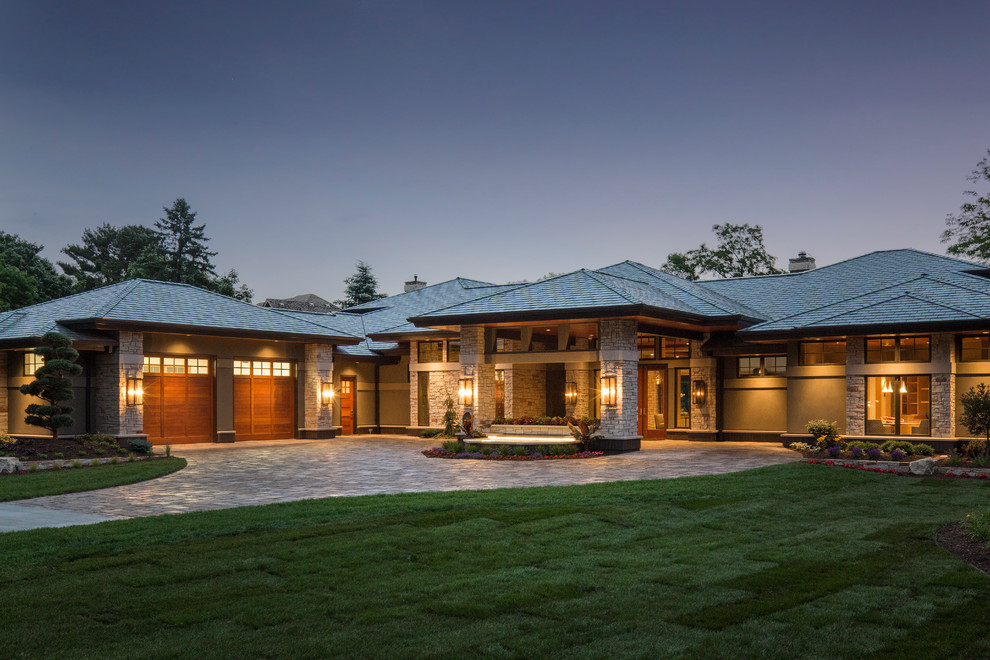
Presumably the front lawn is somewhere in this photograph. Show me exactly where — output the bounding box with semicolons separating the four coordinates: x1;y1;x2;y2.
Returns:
0;462;988;658
0;458;186;502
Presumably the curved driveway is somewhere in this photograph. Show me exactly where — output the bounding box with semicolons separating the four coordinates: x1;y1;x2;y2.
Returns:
3;437;798;529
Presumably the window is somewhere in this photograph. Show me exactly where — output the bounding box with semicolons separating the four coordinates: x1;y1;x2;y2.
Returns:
163;357;185;374
417;340;443;363
143;356;161;373
800;341;846;365
234;360;251;376
187;358;210;375
865;375;930;436
675;368;691;428
637;336;657;360
23;352;43;376
446;340;460;362
272;362;291;377
494;369;504;419
252;361;271;376
960;336;990;361
737;356;786;377
866;336;929;363
661;337;690;359
529;328;557;351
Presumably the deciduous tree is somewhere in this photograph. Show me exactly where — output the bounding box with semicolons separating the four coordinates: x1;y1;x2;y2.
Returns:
941;149;990;262
59;223;162;291
0;232;71;311
960;383;990;457
661;223;783;280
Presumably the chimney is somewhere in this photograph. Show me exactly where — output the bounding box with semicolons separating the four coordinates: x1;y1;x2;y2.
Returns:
404;275;427;292
788;251;816;273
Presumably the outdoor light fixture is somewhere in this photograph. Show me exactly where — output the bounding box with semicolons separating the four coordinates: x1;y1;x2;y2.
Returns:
458;378;473;406
601;376;617;406
320;381;334;406
126;377;143;407
565;382;577;399
691;380;707;406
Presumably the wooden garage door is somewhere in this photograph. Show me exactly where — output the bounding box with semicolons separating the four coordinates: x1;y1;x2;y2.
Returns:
233;360;295;441
143;356;214;444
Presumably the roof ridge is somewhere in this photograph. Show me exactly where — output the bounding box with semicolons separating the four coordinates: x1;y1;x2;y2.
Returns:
581;270;642;305
805;292;979;327
614;261;764;317
92;279;144;318
264;305;363;338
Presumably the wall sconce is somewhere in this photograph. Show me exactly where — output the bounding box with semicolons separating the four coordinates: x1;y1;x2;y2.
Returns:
320;381;334;406
458;378;473;406
601;375;617;406
565;382;577;399
691;380;707;406
126;377;143;407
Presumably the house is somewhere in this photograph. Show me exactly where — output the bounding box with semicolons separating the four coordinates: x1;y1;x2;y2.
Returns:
3;249;990;453
259;293;340;313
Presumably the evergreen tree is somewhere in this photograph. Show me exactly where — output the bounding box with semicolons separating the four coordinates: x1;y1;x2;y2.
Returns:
338;261;387;308
0;232;71;311
145;198;218;287
19;331;83;442
59;223;162;291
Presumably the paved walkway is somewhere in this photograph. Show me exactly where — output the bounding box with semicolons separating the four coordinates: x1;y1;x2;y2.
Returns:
3;436;799;531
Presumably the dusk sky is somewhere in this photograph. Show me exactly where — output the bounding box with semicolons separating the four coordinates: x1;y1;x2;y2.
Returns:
2;1;989;302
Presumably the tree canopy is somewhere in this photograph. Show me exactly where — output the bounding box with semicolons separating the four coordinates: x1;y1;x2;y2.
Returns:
941;149;990;262
661;223;783;280
0;232;71;312
59;223;162;291
960;382;990;457
337;261;387;308
140;198;219;287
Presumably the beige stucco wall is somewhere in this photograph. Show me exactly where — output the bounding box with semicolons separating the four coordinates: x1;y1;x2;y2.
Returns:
5;349;88;436
786;376;847;434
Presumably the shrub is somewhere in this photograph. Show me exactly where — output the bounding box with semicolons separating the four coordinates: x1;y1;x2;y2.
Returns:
128;438;153;456
71;460;82;468
54;452;63;459
497;445;512;457
947;453;965;466
94;449;105;456
827;446;842;457
440;396;459;438
787;442;812;452
75;433;117;446
866;448;882;460
78;450;86;456
563;445;579;456
165;444;172;458
847;441;880;451
850;446;864;458
890;449;906;460
420;428;443;438
37;453;47;460
975;456;990;468
880;440;914;454
807;419;840;447
441;440;465;454
127;454;136;462
0;433;14;445
51;462;61;471
28;464;38;473
964;438;988;458
965;509;990;546
110;457;119;465
910;443;935;456
481;446;493;456
513;446;529;457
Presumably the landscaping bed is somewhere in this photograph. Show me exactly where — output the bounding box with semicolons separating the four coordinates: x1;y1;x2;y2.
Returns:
423;440;603;460
0;433;147;461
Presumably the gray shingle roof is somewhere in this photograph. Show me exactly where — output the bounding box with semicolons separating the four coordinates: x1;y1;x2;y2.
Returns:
0;279;362;344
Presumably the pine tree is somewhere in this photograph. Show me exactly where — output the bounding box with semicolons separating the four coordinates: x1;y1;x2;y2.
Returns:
147;198;218;287
59;223;162;291
19;331;83;442
338;261;387;308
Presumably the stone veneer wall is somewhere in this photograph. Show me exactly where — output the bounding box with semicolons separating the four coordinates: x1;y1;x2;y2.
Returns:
501;366;514;419
511;364;546;418
460;327;495;423
303;344;334;431
689;337;717;432
564;364;592;418
426;371;459;426
599;319;638;437
931;333;955;438
92;331;144;437
844;338;865;435
0;351;7;434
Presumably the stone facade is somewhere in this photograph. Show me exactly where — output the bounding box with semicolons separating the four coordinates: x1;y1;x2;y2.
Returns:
511;364;546;418
844;338;866;435
0;351;7;434
92;331;144;437
564;363;592;418
599;319;638;438
690;337;717;432
303;344;334;433
460;326;495;423
931;333;955;438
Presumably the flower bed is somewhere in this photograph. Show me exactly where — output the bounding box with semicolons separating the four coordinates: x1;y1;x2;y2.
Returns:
491;416;599;426
423;447;604;460
805;459;990;479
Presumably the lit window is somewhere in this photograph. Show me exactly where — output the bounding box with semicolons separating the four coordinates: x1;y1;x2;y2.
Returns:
866;336;929;363
163;357;185;374
764;356;787;376
960;336;990;361
272;362;291;377
865;375;930;436
23;352;44;376
738;356;786;377
143;356;161;373
253;361;271;376
187;358;209;375
417;341;443;363
446;340;460;362
799;341;846;365
637;336;657;360
234;360;251;376
661;337;690;359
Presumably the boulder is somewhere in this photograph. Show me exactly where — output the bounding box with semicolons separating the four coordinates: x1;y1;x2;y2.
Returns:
0;457;23;475
909;457;936;476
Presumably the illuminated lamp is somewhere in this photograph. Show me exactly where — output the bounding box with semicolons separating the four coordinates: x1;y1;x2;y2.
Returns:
691;380;707;406
601;376;617;406
565;382;577;399
320;382;334;406
126;377;143;407
458;378;473;406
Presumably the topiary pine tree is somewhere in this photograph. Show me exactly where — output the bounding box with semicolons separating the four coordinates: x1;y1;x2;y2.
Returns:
19;331;83;442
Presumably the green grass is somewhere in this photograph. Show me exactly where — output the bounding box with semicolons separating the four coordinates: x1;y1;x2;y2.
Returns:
0;458;186;502
0;462;989;658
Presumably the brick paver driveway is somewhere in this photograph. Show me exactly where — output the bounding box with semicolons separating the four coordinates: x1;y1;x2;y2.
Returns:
11;436;798;522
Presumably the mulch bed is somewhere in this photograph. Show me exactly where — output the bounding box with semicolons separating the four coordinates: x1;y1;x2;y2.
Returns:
936;523;990;575
1;436;133;460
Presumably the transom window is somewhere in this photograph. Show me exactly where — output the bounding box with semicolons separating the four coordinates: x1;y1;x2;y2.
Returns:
417;340;443;363
800;341;846;365
866;336;930;363
661;337;690;359
960;336;990;361
145;356;212;375
143;356;161;373
188;358;210;375
163;357;185;374
23;352;44;376
234;360;251;376
446;340;460;362
738;355;786;377
637;336;656;360
234;360;291;376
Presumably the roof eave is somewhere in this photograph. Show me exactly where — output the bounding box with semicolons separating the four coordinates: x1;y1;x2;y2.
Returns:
59;318;363;345
740;318;990;341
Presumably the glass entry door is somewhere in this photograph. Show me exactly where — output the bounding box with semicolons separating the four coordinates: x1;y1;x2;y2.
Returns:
638;366;667;439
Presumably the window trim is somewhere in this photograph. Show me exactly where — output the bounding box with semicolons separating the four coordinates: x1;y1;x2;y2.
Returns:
864;335;931;364
798;340;847;366
864;374;931;437
416;340;444;363
23;351;44;376
958;335;990;362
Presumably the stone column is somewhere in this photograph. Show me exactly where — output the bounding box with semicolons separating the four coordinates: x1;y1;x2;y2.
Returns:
501;365;514;419
409;341;420;426
0;351;7;434
302;344;334;438
599;319;638;441
931;333;956;438
460;326;495;423
845;338;865;435
92;331;144;438
564;363;592;418
689;338;717;433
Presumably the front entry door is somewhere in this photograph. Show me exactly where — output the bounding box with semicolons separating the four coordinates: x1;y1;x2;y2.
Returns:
638;365;667;439
340;377;356;435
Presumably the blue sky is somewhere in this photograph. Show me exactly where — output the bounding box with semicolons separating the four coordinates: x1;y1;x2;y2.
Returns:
2;1;989;301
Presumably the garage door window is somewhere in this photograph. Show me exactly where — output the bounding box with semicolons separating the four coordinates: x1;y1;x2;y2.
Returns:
143;357;161;373
234;360;251;375
273;362;291;376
